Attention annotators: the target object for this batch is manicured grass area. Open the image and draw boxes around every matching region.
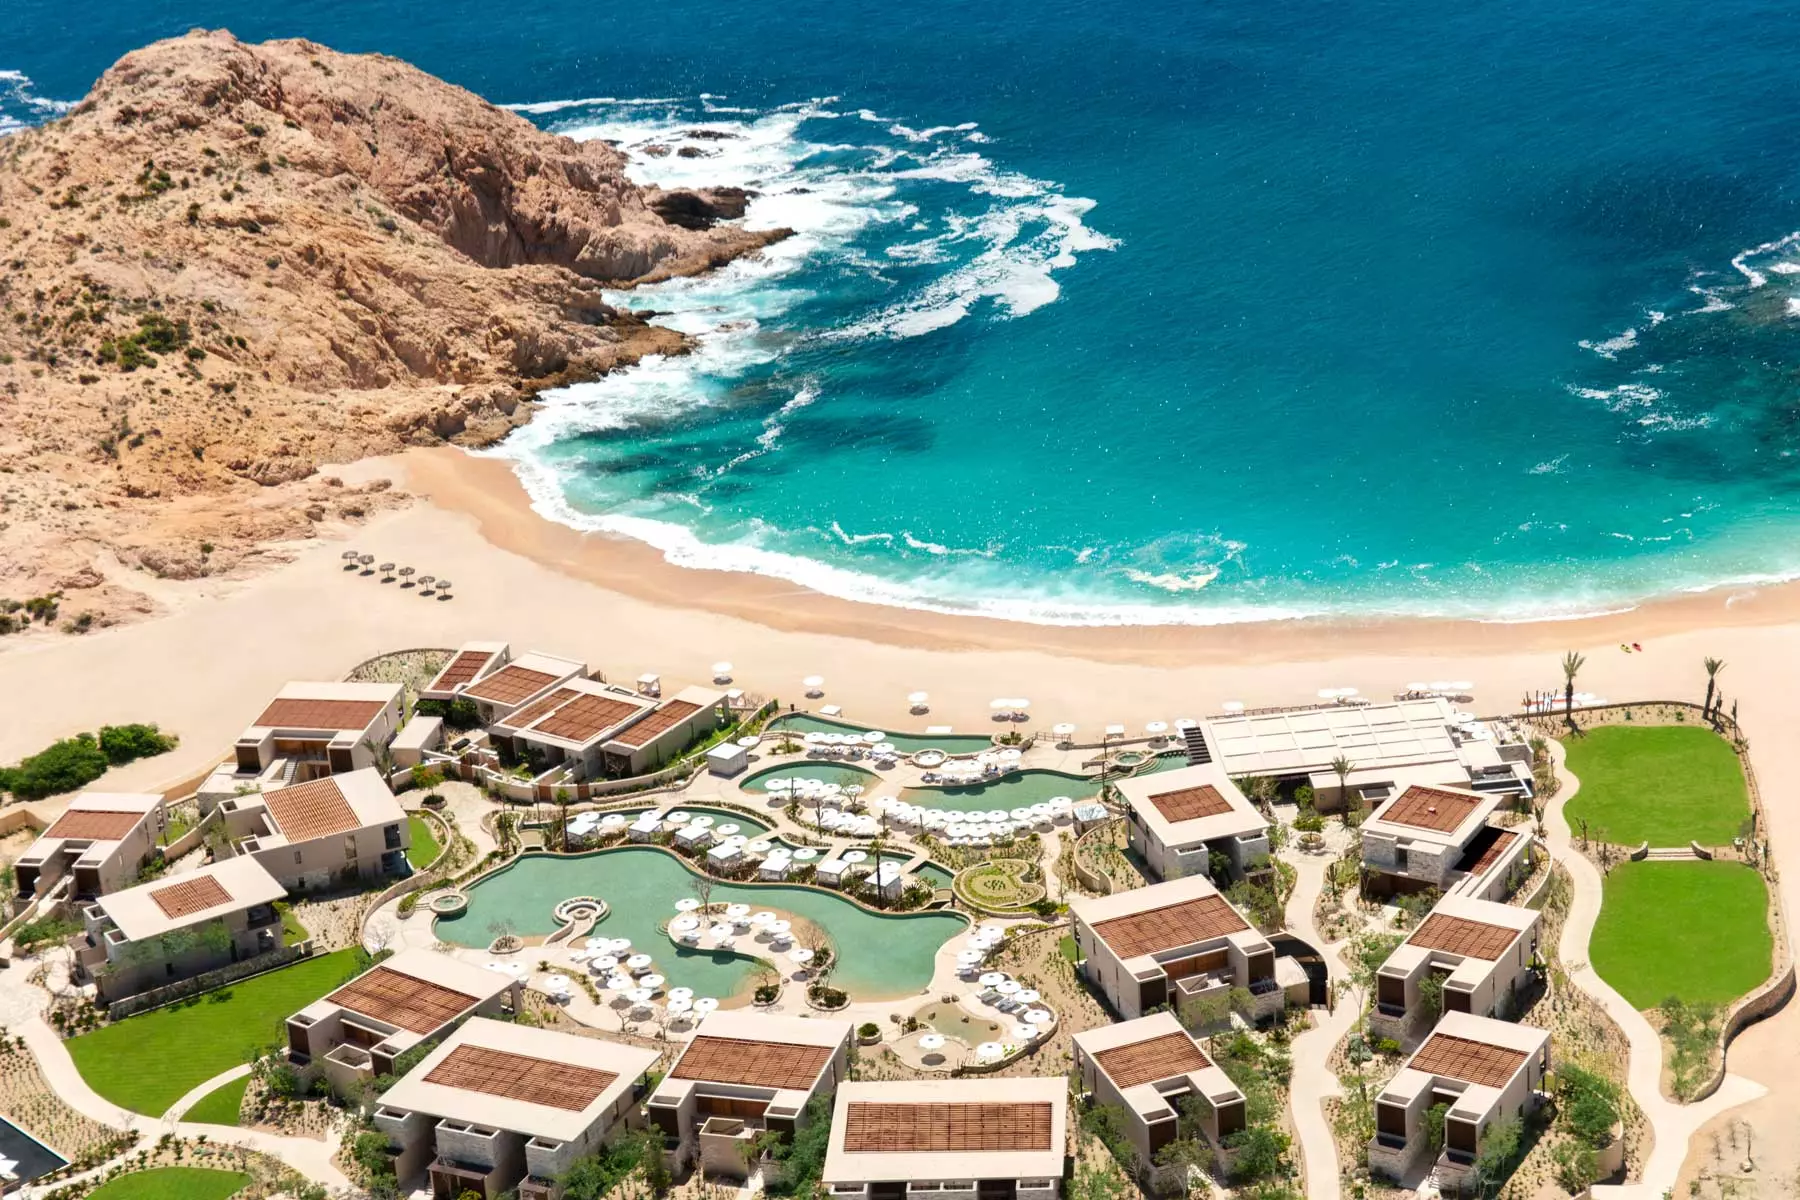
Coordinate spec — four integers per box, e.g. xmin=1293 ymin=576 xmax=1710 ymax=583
xmin=1589 ymin=861 xmax=1772 ymax=1009
xmin=1564 ymin=725 xmax=1750 ymax=846
xmin=86 ymin=1167 xmax=250 ymax=1200
xmin=406 ymin=813 xmax=442 ymax=869
xmin=67 ymin=948 xmax=362 ymax=1115
xmin=278 ymin=904 xmax=308 ymax=947
xmin=182 ymin=1074 xmax=250 ymax=1126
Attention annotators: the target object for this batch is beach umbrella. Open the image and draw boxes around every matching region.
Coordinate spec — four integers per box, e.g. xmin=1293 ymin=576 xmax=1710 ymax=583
xmin=1104 ymin=723 xmax=1125 ymax=737
xmin=667 ymin=996 xmax=693 ymax=1016
xmin=1451 ymin=680 xmax=1474 ymax=691
xmin=669 ymin=986 xmax=695 ymax=1003
xmin=417 ymin=575 xmax=435 ymax=590
xmin=841 ymin=850 xmax=868 ymax=865
xmin=1146 ymin=720 xmax=1169 ymax=736
xmin=976 ymin=1042 xmax=1005 ymax=1061
xmin=693 ymin=997 xmax=720 ymax=1016
xmin=793 ymin=848 xmax=819 ymax=861
xmin=708 ymin=924 xmax=734 ymax=941
xmin=748 ymin=839 xmax=774 ymax=854
xmin=398 ymin=566 xmax=416 ymax=585
xmin=1052 ymin=722 xmax=1076 ymax=739
xmin=626 ymin=953 xmax=654 ymax=972
xmin=593 ymin=955 xmax=619 ymax=973
xmin=989 ymin=698 xmax=1012 ymax=713
xmin=874 ymin=742 xmax=897 ymax=755
xmin=1024 ymin=1008 xmax=1054 ymax=1024
xmin=1010 ymin=807 xmax=1033 ymax=822
xmin=1012 ymin=1024 xmax=1039 ymax=1042
xmin=750 ymin=909 xmax=775 ymax=925
xmin=1015 ymin=989 xmax=1041 ymax=1005
xmin=605 ymin=973 xmax=633 ymax=990
xmin=767 ymin=919 xmax=792 ymax=936
xmin=1013 ymin=698 xmax=1031 ymax=713
xmin=957 ymin=950 xmax=985 ymax=966
xmin=341 ymin=550 xmax=360 ymax=562
xmin=996 ymin=979 xmax=1022 ymax=996
xmin=435 ymin=579 xmax=453 ymax=591
xmin=712 ymin=661 xmax=734 ymax=681
xmin=764 ymin=778 xmax=793 ymax=793
xmin=675 ymin=897 xmax=702 ymax=913
xmin=639 ymin=974 xmax=666 ymax=991
xmin=626 ymin=987 xmax=655 ymax=1005
xmin=737 ymin=735 xmax=760 ymax=748
xmin=908 ymin=691 xmax=930 ymax=707
xmin=790 ymin=947 xmax=815 ymax=964
xmin=979 ymin=971 xmax=1008 ymax=988
xmin=689 ymin=815 xmax=715 ymax=829
xmin=804 ymin=732 xmax=827 ymax=744
xmin=607 ymin=937 xmax=632 ymax=953
xmin=358 ymin=554 xmax=375 ymax=568
xmin=918 ymin=1033 xmax=946 ymax=1051
xmin=671 ymin=915 xmax=702 ymax=934
xmin=667 ymin=811 xmax=693 ymax=824
xmin=804 ymin=675 xmax=825 ymax=693
xmin=716 ymin=823 xmax=741 ymax=837
xmin=583 ymin=936 xmax=610 ymax=950
xmin=1339 ymin=687 xmax=1360 ymax=698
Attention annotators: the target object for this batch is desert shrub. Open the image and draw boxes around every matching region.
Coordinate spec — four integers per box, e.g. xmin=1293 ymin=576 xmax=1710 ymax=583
xmin=98 ymin=722 xmax=178 ymax=764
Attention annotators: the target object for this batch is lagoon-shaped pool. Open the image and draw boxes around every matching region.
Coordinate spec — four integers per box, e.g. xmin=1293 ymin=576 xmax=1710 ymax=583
xmin=742 ymin=762 xmax=883 ymax=793
xmin=436 ymin=847 xmax=964 ymax=1000
xmin=767 ymin=714 xmax=995 ymax=755
xmin=902 ymin=769 xmax=1102 ymax=812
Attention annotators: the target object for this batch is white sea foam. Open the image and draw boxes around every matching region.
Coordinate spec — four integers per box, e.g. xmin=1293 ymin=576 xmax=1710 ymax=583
xmin=1730 ymin=230 xmax=1800 ymax=287
xmin=504 ymin=96 xmax=680 ymax=113
xmin=0 ymin=68 xmax=71 ymax=136
xmin=1577 ymin=327 xmax=1638 ymax=359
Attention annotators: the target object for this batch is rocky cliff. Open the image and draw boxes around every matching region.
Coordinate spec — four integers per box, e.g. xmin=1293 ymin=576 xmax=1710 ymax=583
xmin=0 ymin=30 xmax=786 ymax=630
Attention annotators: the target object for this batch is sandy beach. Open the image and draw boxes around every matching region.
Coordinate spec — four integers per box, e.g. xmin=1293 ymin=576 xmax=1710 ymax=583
xmin=4 ymin=444 xmax=1800 ymax=1182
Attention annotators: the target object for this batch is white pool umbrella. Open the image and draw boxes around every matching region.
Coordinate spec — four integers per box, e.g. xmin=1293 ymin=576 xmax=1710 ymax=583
xmin=790 ymin=947 xmax=815 ymax=963
xmin=1052 ymin=722 xmax=1076 ymax=738
xmin=675 ymin=897 xmax=702 ymax=912
xmin=874 ymin=742 xmax=897 ymax=755
xmin=995 ymin=979 xmax=1022 ymax=995
xmin=593 ymin=954 xmax=619 ymax=972
xmin=726 ymin=903 xmax=752 ymax=918
xmin=712 ymin=661 xmax=734 ymax=679
xmin=1014 ymin=989 xmax=1041 ymax=1005
xmin=626 ymin=987 xmax=654 ymax=1005
xmin=666 ymin=811 xmax=691 ymax=824
xmin=737 ymin=735 xmax=760 ymax=748
xmin=607 ymin=937 xmax=632 ymax=953
xmin=689 ymin=815 xmax=715 ymax=829
xmin=908 ymin=691 xmax=930 ymax=706
xmin=716 ymin=823 xmax=741 ymax=837
xmin=765 ymin=778 xmax=793 ymax=793
xmin=752 ymin=910 xmax=777 ymax=926
xmin=1013 ymin=698 xmax=1031 ymax=712
xmin=601 ymin=813 xmax=627 ymax=827
xmin=767 ymin=919 xmax=792 ymax=936
xmin=638 ymin=974 xmax=666 ymax=991
xmin=979 ymin=971 xmax=1008 ymax=987
xmin=804 ymin=675 xmax=825 ymax=691
xmin=667 ymin=996 xmax=693 ymax=1016
xmin=1010 ymin=807 xmax=1033 ymax=821
xmin=1012 ymin=1024 xmax=1039 ymax=1042
xmin=671 ymin=915 xmax=702 ymax=933
xmin=626 ymin=954 xmax=654 ymax=972
xmin=918 ymin=1033 xmax=946 ymax=1051
xmin=989 ymin=698 xmax=1012 ymax=712
xmin=976 ymin=1042 xmax=1005 ymax=1060
xmin=669 ymin=986 xmax=695 ymax=1002
xmin=748 ymin=840 xmax=774 ymax=853
xmin=606 ymin=973 xmax=632 ymax=990
xmin=1024 ymin=1008 xmax=1054 ymax=1024
xmin=842 ymin=850 xmax=868 ymax=864
xmin=1221 ymin=700 xmax=1245 ymax=713
xmin=793 ymin=848 xmax=819 ymax=861
xmin=708 ymin=924 xmax=734 ymax=941
xmin=693 ymin=997 xmax=720 ymax=1015
xmin=1146 ymin=720 xmax=1169 ymax=735
xmin=584 ymin=936 xmax=611 ymax=950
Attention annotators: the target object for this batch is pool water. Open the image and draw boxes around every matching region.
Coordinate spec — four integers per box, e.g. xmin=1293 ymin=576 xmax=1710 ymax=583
xmin=902 ymin=769 xmax=1101 ymax=812
xmin=436 ymin=847 xmax=965 ymax=1000
xmin=674 ymin=806 xmax=772 ymax=838
xmin=767 ymin=714 xmax=995 ymax=755
xmin=916 ymin=863 xmax=954 ymax=889
xmin=918 ymin=1004 xmax=1003 ymax=1044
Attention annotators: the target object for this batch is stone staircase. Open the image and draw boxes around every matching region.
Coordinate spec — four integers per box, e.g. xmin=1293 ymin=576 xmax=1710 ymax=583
xmin=1182 ymin=723 xmax=1214 ymax=766
xmin=1642 ymin=846 xmax=1700 ymax=861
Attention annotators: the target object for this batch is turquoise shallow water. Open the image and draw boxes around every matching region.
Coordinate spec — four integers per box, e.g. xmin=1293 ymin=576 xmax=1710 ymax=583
xmin=14 ymin=0 xmax=1800 ymax=623
xmin=436 ymin=847 xmax=964 ymax=998
xmin=765 ymin=715 xmax=995 ymax=755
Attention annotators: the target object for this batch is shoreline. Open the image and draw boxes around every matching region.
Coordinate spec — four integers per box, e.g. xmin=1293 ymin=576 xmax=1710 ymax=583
xmin=399 ymin=446 xmax=1800 ymax=668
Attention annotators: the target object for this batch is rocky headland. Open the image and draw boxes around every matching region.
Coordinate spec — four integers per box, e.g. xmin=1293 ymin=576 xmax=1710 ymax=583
xmin=0 ymin=30 xmax=787 ymax=631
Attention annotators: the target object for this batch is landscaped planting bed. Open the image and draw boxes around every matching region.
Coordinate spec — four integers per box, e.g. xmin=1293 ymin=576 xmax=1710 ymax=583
xmin=85 ymin=1166 xmax=250 ymax=1200
xmin=952 ymin=859 xmax=1043 ymax=911
xmin=1564 ymin=725 xmax=1750 ymax=847
xmin=1590 ymin=861 xmax=1771 ymax=1009
xmin=67 ymin=948 xmax=363 ymax=1115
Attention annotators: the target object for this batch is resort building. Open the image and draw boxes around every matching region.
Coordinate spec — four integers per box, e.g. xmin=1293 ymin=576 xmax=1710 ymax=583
xmin=76 ymin=856 xmax=287 ymax=1001
xmin=490 ymin=679 xmax=726 ymax=782
xmin=1068 ymin=876 xmax=1286 ymax=1022
xmin=199 ymin=680 xmax=405 ymax=804
xmin=11 ymin=792 xmax=167 ymax=902
xmin=1368 ymin=1012 xmax=1550 ymax=1184
xmin=1360 ymin=784 xmax=1531 ymax=899
xmin=374 ymin=1016 xmax=658 ymax=1200
xmin=418 ymin=642 xmax=514 ymax=705
xmin=457 ymin=651 xmax=588 ymax=727
xmin=1371 ymin=896 xmax=1541 ymax=1044
xmin=287 ymin=948 xmax=520 ymax=1093
xmin=1072 ymin=1013 xmax=1246 ymax=1185
xmin=821 ymin=1077 xmax=1068 ymax=1200
xmin=1198 ymin=698 xmax=1533 ymax=810
xmin=647 ymin=1011 xmax=853 ymax=1178
xmin=210 ymin=767 xmax=411 ymax=890
xmin=1115 ymin=765 xmax=1270 ymax=883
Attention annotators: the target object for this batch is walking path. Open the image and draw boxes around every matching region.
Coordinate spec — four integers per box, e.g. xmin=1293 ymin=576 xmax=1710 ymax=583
xmin=1544 ymin=740 xmax=1765 ymax=1199
xmin=1284 ymin=844 xmax=1355 ymax=1200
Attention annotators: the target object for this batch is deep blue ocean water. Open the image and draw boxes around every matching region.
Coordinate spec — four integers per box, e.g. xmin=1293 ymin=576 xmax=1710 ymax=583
xmin=11 ymin=0 xmax=1800 ymax=623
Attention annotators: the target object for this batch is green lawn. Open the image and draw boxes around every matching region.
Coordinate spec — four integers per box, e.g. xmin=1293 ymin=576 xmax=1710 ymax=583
xmin=181 ymin=1074 xmax=250 ymax=1126
xmin=1589 ymin=861 xmax=1772 ymax=1009
xmin=1564 ymin=725 xmax=1750 ymax=846
xmin=86 ymin=1167 xmax=250 ymax=1200
xmin=278 ymin=904 xmax=308 ymax=947
xmin=67 ymin=948 xmax=362 ymax=1115
xmin=406 ymin=813 xmax=442 ymax=870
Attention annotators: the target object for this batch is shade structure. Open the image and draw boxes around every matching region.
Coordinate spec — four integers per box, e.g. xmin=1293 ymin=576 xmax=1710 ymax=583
xmin=1024 ymin=1008 xmax=1054 ymax=1024
xmin=792 ymin=848 xmax=819 ymax=861
xmin=1146 ymin=720 xmax=1169 ymax=735
xmin=666 ymin=811 xmax=691 ymax=824
xmin=1317 ymin=688 xmax=1339 ymax=699
xmin=716 ymin=824 xmax=741 ymax=837
xmin=766 ymin=919 xmax=792 ymax=936
xmin=583 ymin=936 xmax=610 ymax=950
xmin=638 ymin=974 xmax=666 ymax=991
xmin=607 ymin=937 xmax=632 ymax=953
xmin=726 ymin=903 xmax=752 ymax=918
xmin=841 ymin=850 xmax=868 ymax=864
xmin=625 ymin=987 xmax=654 ymax=1005
xmin=667 ymin=996 xmax=693 ymax=1015
xmin=873 ymin=742 xmax=897 ymax=755
xmin=1014 ymin=989 xmax=1041 ymax=1005
xmin=1104 ymin=723 xmax=1126 ymax=736
xmin=957 ymin=949 xmax=985 ymax=964
xmin=751 ymin=910 xmax=777 ymax=926
xmin=764 ymin=778 xmax=793 ymax=793
xmin=593 ymin=955 xmax=619 ymax=972
xmin=748 ymin=840 xmax=774 ymax=854
xmin=790 ymin=947 xmax=815 ymax=963
xmin=1052 ymin=722 xmax=1076 ymax=737
xmin=803 ymin=675 xmax=825 ymax=689
xmin=1012 ymin=1024 xmax=1039 ymax=1042
xmin=688 ymin=815 xmax=715 ymax=829
xmin=671 ymin=915 xmax=702 ymax=933
xmin=918 ymin=1033 xmax=946 ymax=1051
xmin=737 ymin=735 xmax=761 ymax=747
xmin=626 ymin=953 xmax=654 ymax=972
xmin=605 ymin=973 xmax=632 ymax=990
xmin=600 ymin=813 xmax=627 ymax=827
xmin=976 ymin=1042 xmax=1005 ymax=1060
xmin=995 ymin=979 xmax=1022 ymax=995
xmin=978 ymin=972 xmax=1008 ymax=987
xmin=1013 ymin=698 xmax=1031 ymax=711
xmin=908 ymin=691 xmax=930 ymax=705
xmin=693 ymin=997 xmax=721 ymax=1015
xmin=708 ymin=924 xmax=734 ymax=941
xmin=712 ymin=661 xmax=734 ymax=678
xmin=675 ymin=898 xmax=702 ymax=913
xmin=668 ymin=986 xmax=695 ymax=1003
xmin=989 ymin=698 xmax=1011 ymax=711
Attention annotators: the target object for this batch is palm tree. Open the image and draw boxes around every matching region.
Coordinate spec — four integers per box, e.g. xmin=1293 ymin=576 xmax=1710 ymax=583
xmin=868 ymin=835 xmax=888 ymax=904
xmin=1703 ymin=657 xmax=1725 ymax=719
xmin=1561 ymin=651 xmax=1586 ymax=724
xmin=1329 ymin=756 xmax=1356 ymax=815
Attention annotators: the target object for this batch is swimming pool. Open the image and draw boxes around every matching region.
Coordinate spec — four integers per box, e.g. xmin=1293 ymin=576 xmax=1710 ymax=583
xmin=766 ymin=714 xmax=996 ymax=755
xmin=672 ymin=806 xmax=772 ymax=838
xmin=741 ymin=762 xmax=884 ymax=793
xmin=915 ymin=863 xmax=954 ymax=889
xmin=902 ymin=769 xmax=1102 ymax=812
xmin=436 ymin=847 xmax=965 ymax=1000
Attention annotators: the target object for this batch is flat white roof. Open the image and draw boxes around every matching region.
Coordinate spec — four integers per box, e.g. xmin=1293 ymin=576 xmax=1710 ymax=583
xmin=1202 ymin=698 xmax=1460 ymax=777
xmin=823 ymin=1077 xmax=1067 ymax=1185
xmin=381 ymin=1017 xmax=658 ymax=1143
xmin=1114 ymin=763 xmax=1267 ymax=848
xmin=99 ymin=855 xmax=285 ymax=942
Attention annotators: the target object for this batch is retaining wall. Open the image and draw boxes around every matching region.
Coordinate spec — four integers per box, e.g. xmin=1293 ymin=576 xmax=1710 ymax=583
xmin=106 ymin=940 xmax=316 ymax=1020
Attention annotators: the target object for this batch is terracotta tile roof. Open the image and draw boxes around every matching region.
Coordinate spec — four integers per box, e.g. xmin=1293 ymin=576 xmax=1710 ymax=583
xmin=326 ymin=966 xmax=481 ymax=1034
xmin=263 ymin=777 xmax=361 ymax=842
xmin=1148 ymin=784 xmax=1235 ymax=824
xmin=430 ymin=650 xmax=495 ymax=692
xmin=149 ymin=875 xmax=232 ymax=918
xmin=1090 ymin=894 xmax=1249 ymax=959
xmin=671 ymin=1036 xmax=835 ymax=1091
xmin=531 ymin=693 xmax=647 ymax=744
xmin=1381 ymin=786 xmax=1482 ymax=834
xmin=842 ymin=1101 xmax=1055 ymax=1153
xmin=1407 ymin=914 xmax=1518 ymax=961
xmin=610 ymin=700 xmax=700 ymax=748
xmin=1458 ymin=828 xmax=1522 ymax=878
xmin=1411 ymin=1033 xmax=1528 ymax=1088
xmin=1094 ymin=1031 xmax=1213 ymax=1088
xmin=44 ymin=809 xmax=144 ymax=840
xmin=424 ymin=1044 xmax=617 ymax=1111
xmin=255 ymin=697 xmax=386 ymax=732
xmin=463 ymin=665 xmax=558 ymax=706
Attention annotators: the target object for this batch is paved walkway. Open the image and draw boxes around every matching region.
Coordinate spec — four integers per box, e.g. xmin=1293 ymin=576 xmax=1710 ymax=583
xmin=1284 ymin=844 xmax=1355 ymax=1200
xmin=1544 ymin=740 xmax=1765 ymax=1200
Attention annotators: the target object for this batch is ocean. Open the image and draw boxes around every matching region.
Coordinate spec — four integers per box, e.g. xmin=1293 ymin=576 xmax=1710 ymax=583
xmin=11 ymin=0 xmax=1800 ymax=625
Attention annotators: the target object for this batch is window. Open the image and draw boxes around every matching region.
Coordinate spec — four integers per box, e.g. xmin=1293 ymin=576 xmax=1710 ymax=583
xmin=1395 ymin=846 xmax=1410 ymax=870
xmin=344 ymin=836 xmax=358 ymax=859
xmin=293 ymin=851 xmax=303 ymax=865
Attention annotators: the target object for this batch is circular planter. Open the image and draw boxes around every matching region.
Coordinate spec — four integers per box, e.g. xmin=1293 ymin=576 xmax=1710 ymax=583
xmin=857 ymin=1027 xmax=883 ymax=1046
xmin=422 ymin=794 xmax=447 ymax=809
xmin=429 ymin=892 xmax=468 ymax=916
xmin=807 ymin=987 xmax=851 ymax=1012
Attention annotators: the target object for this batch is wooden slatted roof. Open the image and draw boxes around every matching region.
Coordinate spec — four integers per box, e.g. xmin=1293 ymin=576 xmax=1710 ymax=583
xmin=842 ymin=1101 xmax=1054 ymax=1153
xmin=1381 ymin=786 xmax=1482 ymax=834
xmin=44 ymin=809 xmax=144 ymax=840
xmin=1411 ymin=1033 xmax=1528 ymax=1088
xmin=463 ymin=665 xmax=558 ymax=706
xmin=1407 ymin=913 xmax=1518 ymax=961
xmin=263 ymin=777 xmax=361 ymax=842
xmin=1090 ymin=894 xmax=1249 ymax=959
xmin=1093 ymin=1031 xmax=1212 ymax=1088
xmin=149 ymin=875 xmax=232 ymax=918
xmin=671 ymin=1036 xmax=834 ymax=1091
xmin=326 ymin=966 xmax=480 ymax=1034
xmin=255 ymin=697 xmax=386 ymax=731
xmin=1148 ymin=784 xmax=1234 ymax=824
xmin=424 ymin=1044 xmax=617 ymax=1111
